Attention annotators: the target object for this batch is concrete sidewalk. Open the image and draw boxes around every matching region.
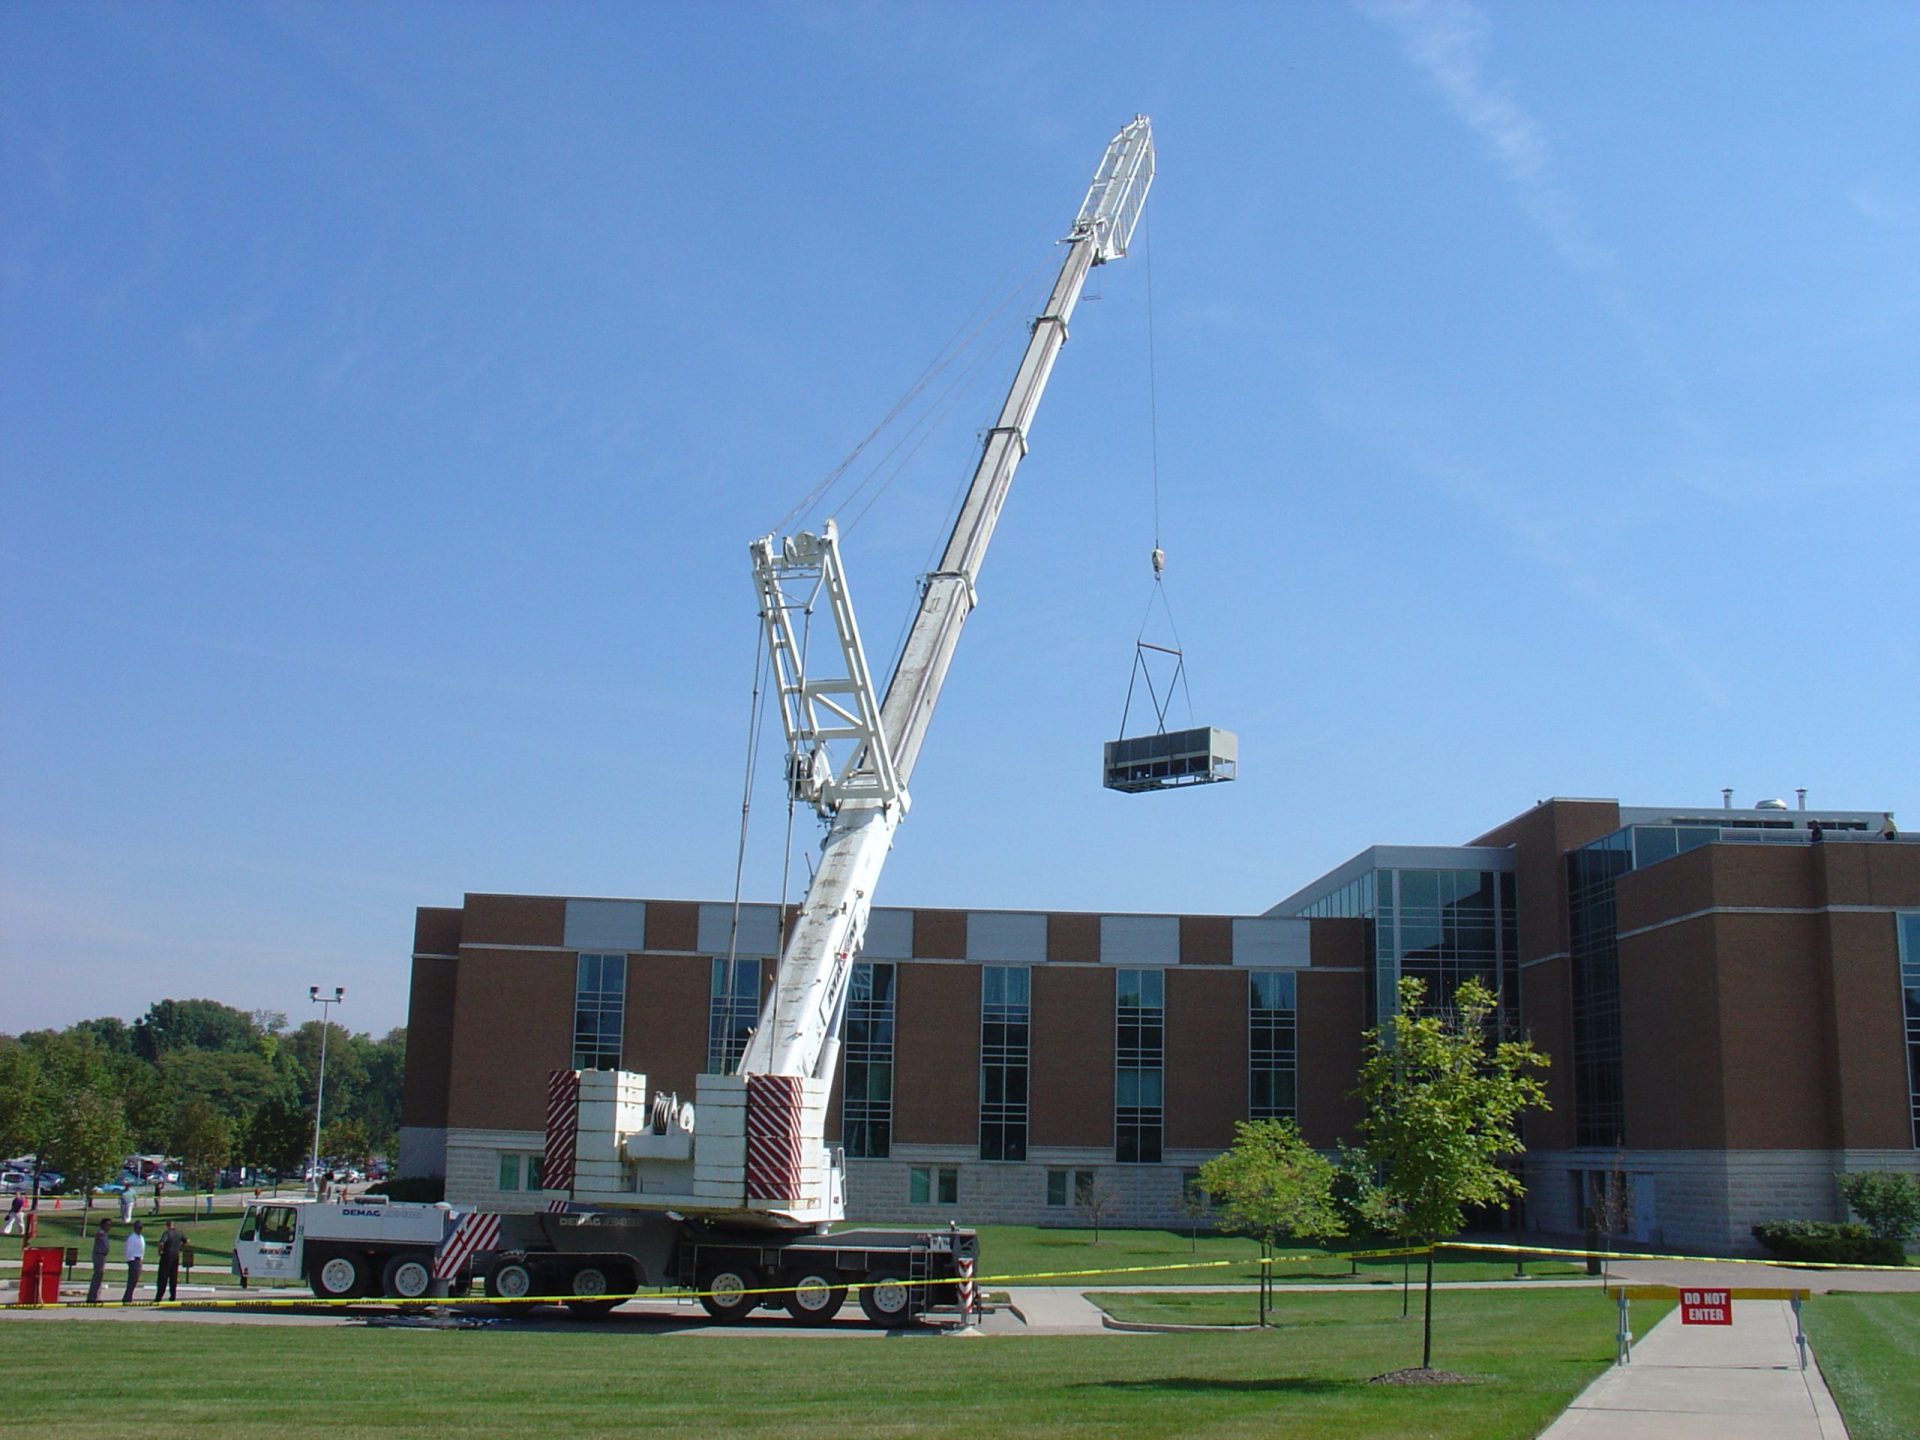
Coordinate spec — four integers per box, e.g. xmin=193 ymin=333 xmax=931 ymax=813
xmin=1540 ymin=1298 xmax=1848 ymax=1438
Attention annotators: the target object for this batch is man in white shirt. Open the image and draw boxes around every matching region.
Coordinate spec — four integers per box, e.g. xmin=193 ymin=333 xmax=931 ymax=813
xmin=121 ymin=1221 xmax=146 ymax=1304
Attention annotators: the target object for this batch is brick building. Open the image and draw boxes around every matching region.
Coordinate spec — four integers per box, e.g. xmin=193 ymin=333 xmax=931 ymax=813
xmin=399 ymin=797 xmax=1920 ymax=1253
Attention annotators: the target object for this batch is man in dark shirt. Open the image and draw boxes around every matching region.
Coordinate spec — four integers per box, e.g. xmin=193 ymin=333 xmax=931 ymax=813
xmin=155 ymin=1218 xmax=187 ymax=1302
xmin=86 ymin=1220 xmax=112 ymax=1303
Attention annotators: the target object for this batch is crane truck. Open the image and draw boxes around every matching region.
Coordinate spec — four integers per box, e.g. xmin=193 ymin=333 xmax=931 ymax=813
xmin=234 ymin=115 xmax=1155 ymax=1325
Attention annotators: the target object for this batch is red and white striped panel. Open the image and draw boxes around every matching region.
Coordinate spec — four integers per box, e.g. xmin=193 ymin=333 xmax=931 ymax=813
xmin=957 ymin=1256 xmax=977 ymax=1322
xmin=433 ymin=1211 xmax=501 ymax=1280
xmin=745 ymin=1074 xmax=804 ymax=1201
xmin=544 ymin=1069 xmax=581 ymax=1192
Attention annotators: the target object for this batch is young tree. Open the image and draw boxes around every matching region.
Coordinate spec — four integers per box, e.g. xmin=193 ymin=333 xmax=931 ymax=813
xmin=173 ymin=1099 xmax=234 ymax=1190
xmin=1355 ymin=976 xmax=1549 ymax=1371
xmin=1079 ymin=1175 xmax=1120 ymax=1244
xmin=1177 ymin=1173 xmax=1212 ymax=1253
xmin=1836 ymin=1171 xmax=1920 ymax=1245
xmin=1199 ymin=1119 xmax=1344 ymax=1326
xmin=47 ymin=1090 xmax=130 ymax=1211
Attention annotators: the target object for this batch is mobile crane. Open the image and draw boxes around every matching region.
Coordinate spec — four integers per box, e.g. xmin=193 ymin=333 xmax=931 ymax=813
xmin=236 ymin=115 xmax=1155 ymax=1326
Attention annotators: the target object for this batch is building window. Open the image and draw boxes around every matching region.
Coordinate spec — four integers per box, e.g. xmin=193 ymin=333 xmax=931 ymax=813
xmin=708 ymin=957 xmax=762 ymax=1074
xmin=1249 ymin=971 xmax=1297 ymax=1120
xmin=1047 ymin=1168 xmax=1096 ymax=1207
xmin=572 ymin=953 xmax=626 ymax=1071
xmin=1116 ymin=969 xmax=1164 ymax=1163
xmin=1900 ymin=913 xmax=1920 ymax=1148
xmin=980 ymin=966 xmax=1031 ymax=1161
xmin=843 ymin=963 xmax=895 ymax=1158
xmin=910 ymin=1166 xmax=958 ymax=1205
xmin=497 ymin=1152 xmax=544 ymax=1192
xmin=1567 ymin=836 xmax=1633 ymax=1147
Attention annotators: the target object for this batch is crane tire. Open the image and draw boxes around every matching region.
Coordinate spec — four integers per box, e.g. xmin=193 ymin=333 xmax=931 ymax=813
xmin=561 ymin=1263 xmax=625 ymax=1318
xmin=857 ymin=1269 xmax=915 ymax=1327
xmin=782 ymin=1268 xmax=848 ymax=1325
xmin=696 ymin=1264 xmax=759 ymax=1322
xmin=382 ymin=1253 xmax=435 ymax=1300
xmin=311 ymin=1250 xmax=369 ymax=1301
xmin=483 ymin=1260 xmax=540 ymax=1311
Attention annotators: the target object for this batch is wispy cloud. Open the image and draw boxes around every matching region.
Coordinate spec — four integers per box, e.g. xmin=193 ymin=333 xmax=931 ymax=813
xmin=1307 ymin=357 xmax=1729 ymax=707
xmin=1360 ymin=0 xmax=1611 ymax=273
xmin=1358 ymin=0 xmax=1759 ymax=508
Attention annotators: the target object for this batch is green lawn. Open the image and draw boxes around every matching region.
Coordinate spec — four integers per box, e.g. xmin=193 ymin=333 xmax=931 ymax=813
xmin=0 ymin=1289 xmax=1631 ymax=1439
xmin=1804 ymin=1293 xmax=1920 ymax=1440
xmin=965 ymin=1226 xmax=1583 ymax=1287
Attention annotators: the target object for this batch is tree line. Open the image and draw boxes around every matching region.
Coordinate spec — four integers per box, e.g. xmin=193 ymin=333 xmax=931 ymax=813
xmin=0 ymin=998 xmax=404 ymax=1200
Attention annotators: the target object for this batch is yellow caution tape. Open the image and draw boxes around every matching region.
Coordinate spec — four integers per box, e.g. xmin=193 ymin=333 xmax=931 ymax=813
xmin=7 ymin=1239 xmax=1904 ymax=1312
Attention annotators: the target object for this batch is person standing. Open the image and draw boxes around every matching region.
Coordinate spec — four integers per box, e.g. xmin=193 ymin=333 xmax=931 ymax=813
xmin=119 ymin=1187 xmax=135 ymax=1223
xmin=154 ymin=1218 xmax=186 ymax=1303
xmin=121 ymin=1220 xmax=146 ymax=1304
xmin=86 ymin=1219 xmax=112 ymax=1303
xmin=2 ymin=1192 xmax=23 ymax=1235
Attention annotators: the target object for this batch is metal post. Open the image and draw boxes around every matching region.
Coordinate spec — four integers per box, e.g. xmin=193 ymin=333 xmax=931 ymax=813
xmin=306 ymin=986 xmax=344 ymax=1197
xmin=1616 ymin=1292 xmax=1631 ymax=1365
xmin=1793 ymin=1294 xmax=1806 ymax=1372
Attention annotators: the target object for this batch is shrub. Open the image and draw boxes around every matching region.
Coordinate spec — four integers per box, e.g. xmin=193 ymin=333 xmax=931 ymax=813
xmin=1751 ymin=1220 xmax=1905 ymax=1267
xmin=1835 ymin=1171 xmax=1920 ymax=1244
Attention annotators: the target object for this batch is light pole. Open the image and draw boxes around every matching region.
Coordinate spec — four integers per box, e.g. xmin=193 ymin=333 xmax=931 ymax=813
xmin=307 ymin=986 xmax=344 ymax=1197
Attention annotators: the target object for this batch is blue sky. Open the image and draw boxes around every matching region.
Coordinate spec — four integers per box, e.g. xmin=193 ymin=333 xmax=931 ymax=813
xmin=5 ymin=1 xmax=1915 ymax=1035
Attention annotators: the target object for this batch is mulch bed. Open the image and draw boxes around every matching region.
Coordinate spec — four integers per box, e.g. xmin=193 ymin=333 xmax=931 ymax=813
xmin=1368 ymin=1367 xmax=1477 ymax=1386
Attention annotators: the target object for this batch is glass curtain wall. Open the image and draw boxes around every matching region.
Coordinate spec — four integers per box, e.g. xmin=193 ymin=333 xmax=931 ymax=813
xmin=707 ymin=957 xmax=761 ymax=1074
xmin=980 ymin=966 xmax=1030 ymax=1161
xmin=1248 ymin=971 xmax=1297 ymax=1120
xmin=1900 ymin=913 xmax=1920 ymax=1148
xmin=572 ymin=953 xmax=626 ymax=1071
xmin=1565 ymin=823 xmax=1718 ymax=1147
xmin=1293 ymin=868 xmax=1516 ymax=1032
xmin=1116 ymin=970 xmax=1164 ymax=1163
xmin=843 ymin=962 xmax=895 ymax=1158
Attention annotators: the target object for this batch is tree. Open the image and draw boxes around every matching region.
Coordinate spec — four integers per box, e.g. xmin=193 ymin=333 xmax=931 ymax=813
xmin=244 ymin=1096 xmax=312 ymax=1176
xmin=1354 ymin=976 xmax=1549 ymax=1371
xmin=47 ymin=1090 xmax=129 ymax=1210
xmin=1079 ymin=1175 xmax=1120 ymax=1244
xmin=321 ymin=1118 xmax=371 ymax=1171
xmin=172 ymin=1099 xmax=234 ymax=1190
xmin=0 ymin=1044 xmax=49 ymax=1164
xmin=1199 ymin=1119 xmax=1344 ymax=1326
xmin=132 ymin=999 xmax=260 ymax=1060
xmin=1837 ymin=1171 xmax=1920 ymax=1245
xmin=1177 ymin=1173 xmax=1212 ymax=1253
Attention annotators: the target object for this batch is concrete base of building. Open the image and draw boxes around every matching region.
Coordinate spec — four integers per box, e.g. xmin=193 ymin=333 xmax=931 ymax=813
xmin=1525 ymin=1147 xmax=1920 ymax=1255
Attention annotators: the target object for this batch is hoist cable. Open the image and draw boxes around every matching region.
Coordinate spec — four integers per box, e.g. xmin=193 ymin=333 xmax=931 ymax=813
xmin=723 ymin=614 xmax=772 ymax=1072
xmin=1144 ymin=202 xmax=1162 ymax=552
xmin=772 ymin=248 xmax=1056 ymax=538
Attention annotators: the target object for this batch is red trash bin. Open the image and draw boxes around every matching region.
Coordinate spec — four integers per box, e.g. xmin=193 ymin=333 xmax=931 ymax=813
xmin=18 ymin=1246 xmax=62 ymax=1304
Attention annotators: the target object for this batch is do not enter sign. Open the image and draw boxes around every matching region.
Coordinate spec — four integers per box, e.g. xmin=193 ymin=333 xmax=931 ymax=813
xmin=1681 ymin=1289 xmax=1732 ymax=1324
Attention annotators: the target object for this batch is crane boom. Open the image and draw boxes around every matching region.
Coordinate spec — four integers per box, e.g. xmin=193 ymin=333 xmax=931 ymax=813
xmin=740 ymin=116 xmax=1154 ymax=1084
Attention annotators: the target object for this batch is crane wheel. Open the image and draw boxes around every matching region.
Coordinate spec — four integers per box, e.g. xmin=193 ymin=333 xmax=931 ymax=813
xmin=781 ymin=1269 xmax=848 ymax=1325
xmin=562 ymin=1263 xmax=626 ymax=1318
xmin=311 ymin=1251 xmax=369 ymax=1301
xmin=381 ymin=1253 xmax=435 ymax=1300
xmin=696 ymin=1264 xmax=759 ymax=1322
xmin=857 ymin=1269 xmax=915 ymax=1326
xmin=483 ymin=1260 xmax=540 ymax=1311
